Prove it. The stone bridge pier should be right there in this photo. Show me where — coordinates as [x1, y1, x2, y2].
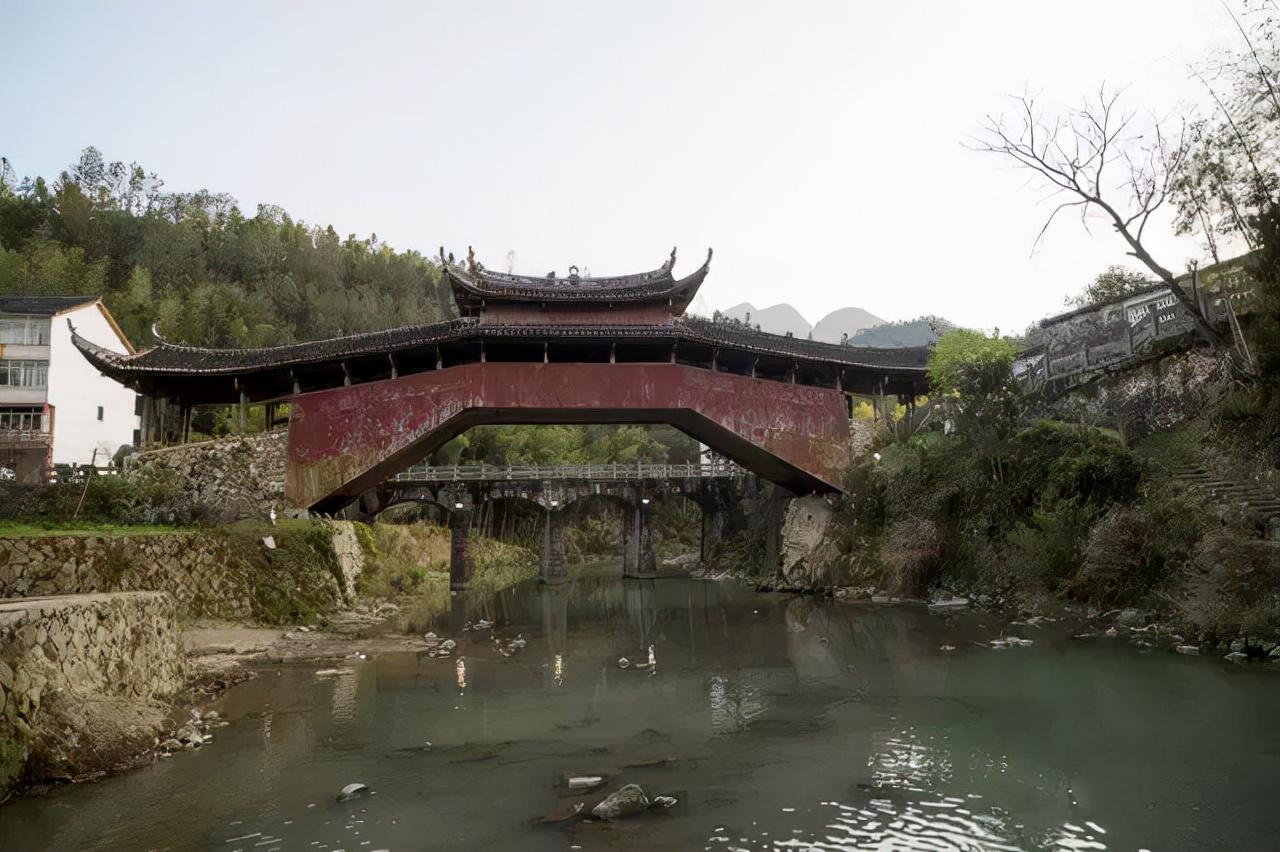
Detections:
[448, 489, 660, 588]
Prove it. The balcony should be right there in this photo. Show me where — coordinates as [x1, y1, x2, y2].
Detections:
[0, 407, 49, 451]
[0, 428, 52, 451]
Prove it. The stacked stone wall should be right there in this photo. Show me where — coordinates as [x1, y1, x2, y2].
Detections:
[0, 534, 254, 618]
[1033, 348, 1233, 438]
[129, 430, 287, 522]
[328, 521, 366, 604]
[0, 591, 185, 792]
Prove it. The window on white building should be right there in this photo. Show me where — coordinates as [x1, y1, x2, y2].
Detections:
[97, 406, 104, 421]
[0, 315, 52, 345]
[0, 407, 45, 432]
[0, 360, 49, 388]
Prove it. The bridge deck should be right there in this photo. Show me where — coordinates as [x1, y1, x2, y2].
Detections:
[394, 461, 746, 483]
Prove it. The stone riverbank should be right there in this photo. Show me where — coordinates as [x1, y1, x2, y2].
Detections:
[0, 592, 186, 798]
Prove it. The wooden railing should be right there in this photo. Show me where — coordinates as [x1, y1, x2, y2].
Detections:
[394, 461, 746, 483]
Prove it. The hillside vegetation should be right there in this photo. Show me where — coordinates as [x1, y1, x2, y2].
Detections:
[1, 149, 453, 348]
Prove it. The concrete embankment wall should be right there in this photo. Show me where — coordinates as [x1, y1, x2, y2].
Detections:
[0, 591, 186, 792]
[0, 533, 254, 618]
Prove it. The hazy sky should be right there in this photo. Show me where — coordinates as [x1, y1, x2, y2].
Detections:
[1, 1, 1243, 332]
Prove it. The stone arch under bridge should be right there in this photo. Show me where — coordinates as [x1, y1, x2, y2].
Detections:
[356, 471, 746, 589]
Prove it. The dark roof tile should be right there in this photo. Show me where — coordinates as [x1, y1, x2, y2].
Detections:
[72, 314, 928, 380]
[0, 295, 99, 315]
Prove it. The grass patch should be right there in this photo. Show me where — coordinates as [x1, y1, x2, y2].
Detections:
[0, 521, 195, 538]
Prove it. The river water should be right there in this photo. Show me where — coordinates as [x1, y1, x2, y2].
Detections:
[5, 574, 1280, 851]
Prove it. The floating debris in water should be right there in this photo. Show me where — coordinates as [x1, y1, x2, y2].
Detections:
[939, 645, 957, 652]
[337, 782, 369, 802]
[496, 633, 527, 657]
[652, 795, 679, 809]
[618, 656, 631, 669]
[567, 775, 605, 790]
[315, 668, 355, 677]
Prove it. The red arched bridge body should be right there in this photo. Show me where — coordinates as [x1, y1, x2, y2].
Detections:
[72, 247, 929, 527]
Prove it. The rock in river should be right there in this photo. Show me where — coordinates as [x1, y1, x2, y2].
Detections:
[591, 784, 650, 820]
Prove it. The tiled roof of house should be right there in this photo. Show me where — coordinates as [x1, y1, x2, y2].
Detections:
[0, 295, 99, 315]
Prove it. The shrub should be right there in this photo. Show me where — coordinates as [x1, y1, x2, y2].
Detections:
[840, 459, 885, 530]
[1068, 506, 1184, 607]
[880, 517, 943, 596]
[1011, 421, 1142, 510]
[352, 521, 378, 561]
[1005, 503, 1094, 592]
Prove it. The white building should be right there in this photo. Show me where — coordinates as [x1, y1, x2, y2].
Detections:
[0, 296, 139, 482]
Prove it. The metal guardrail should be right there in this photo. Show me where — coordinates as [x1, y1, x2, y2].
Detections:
[394, 461, 746, 483]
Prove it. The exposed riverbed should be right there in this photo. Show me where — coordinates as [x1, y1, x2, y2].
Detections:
[4, 571, 1280, 850]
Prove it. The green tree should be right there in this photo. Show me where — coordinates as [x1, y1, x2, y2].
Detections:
[1071, 265, 1155, 308]
[0, 147, 453, 346]
[929, 330, 1022, 482]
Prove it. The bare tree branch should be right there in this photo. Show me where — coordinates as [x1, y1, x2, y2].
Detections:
[971, 90, 1224, 344]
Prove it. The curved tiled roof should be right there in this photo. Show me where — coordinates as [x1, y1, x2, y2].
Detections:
[71, 314, 927, 379]
[445, 248, 712, 306]
[0, 295, 99, 315]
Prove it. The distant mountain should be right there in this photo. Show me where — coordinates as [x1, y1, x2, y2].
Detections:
[721, 302, 812, 338]
[812, 307, 885, 343]
[715, 303, 951, 348]
[847, 316, 954, 347]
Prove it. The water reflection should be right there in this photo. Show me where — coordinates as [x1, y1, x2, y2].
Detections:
[5, 574, 1280, 852]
